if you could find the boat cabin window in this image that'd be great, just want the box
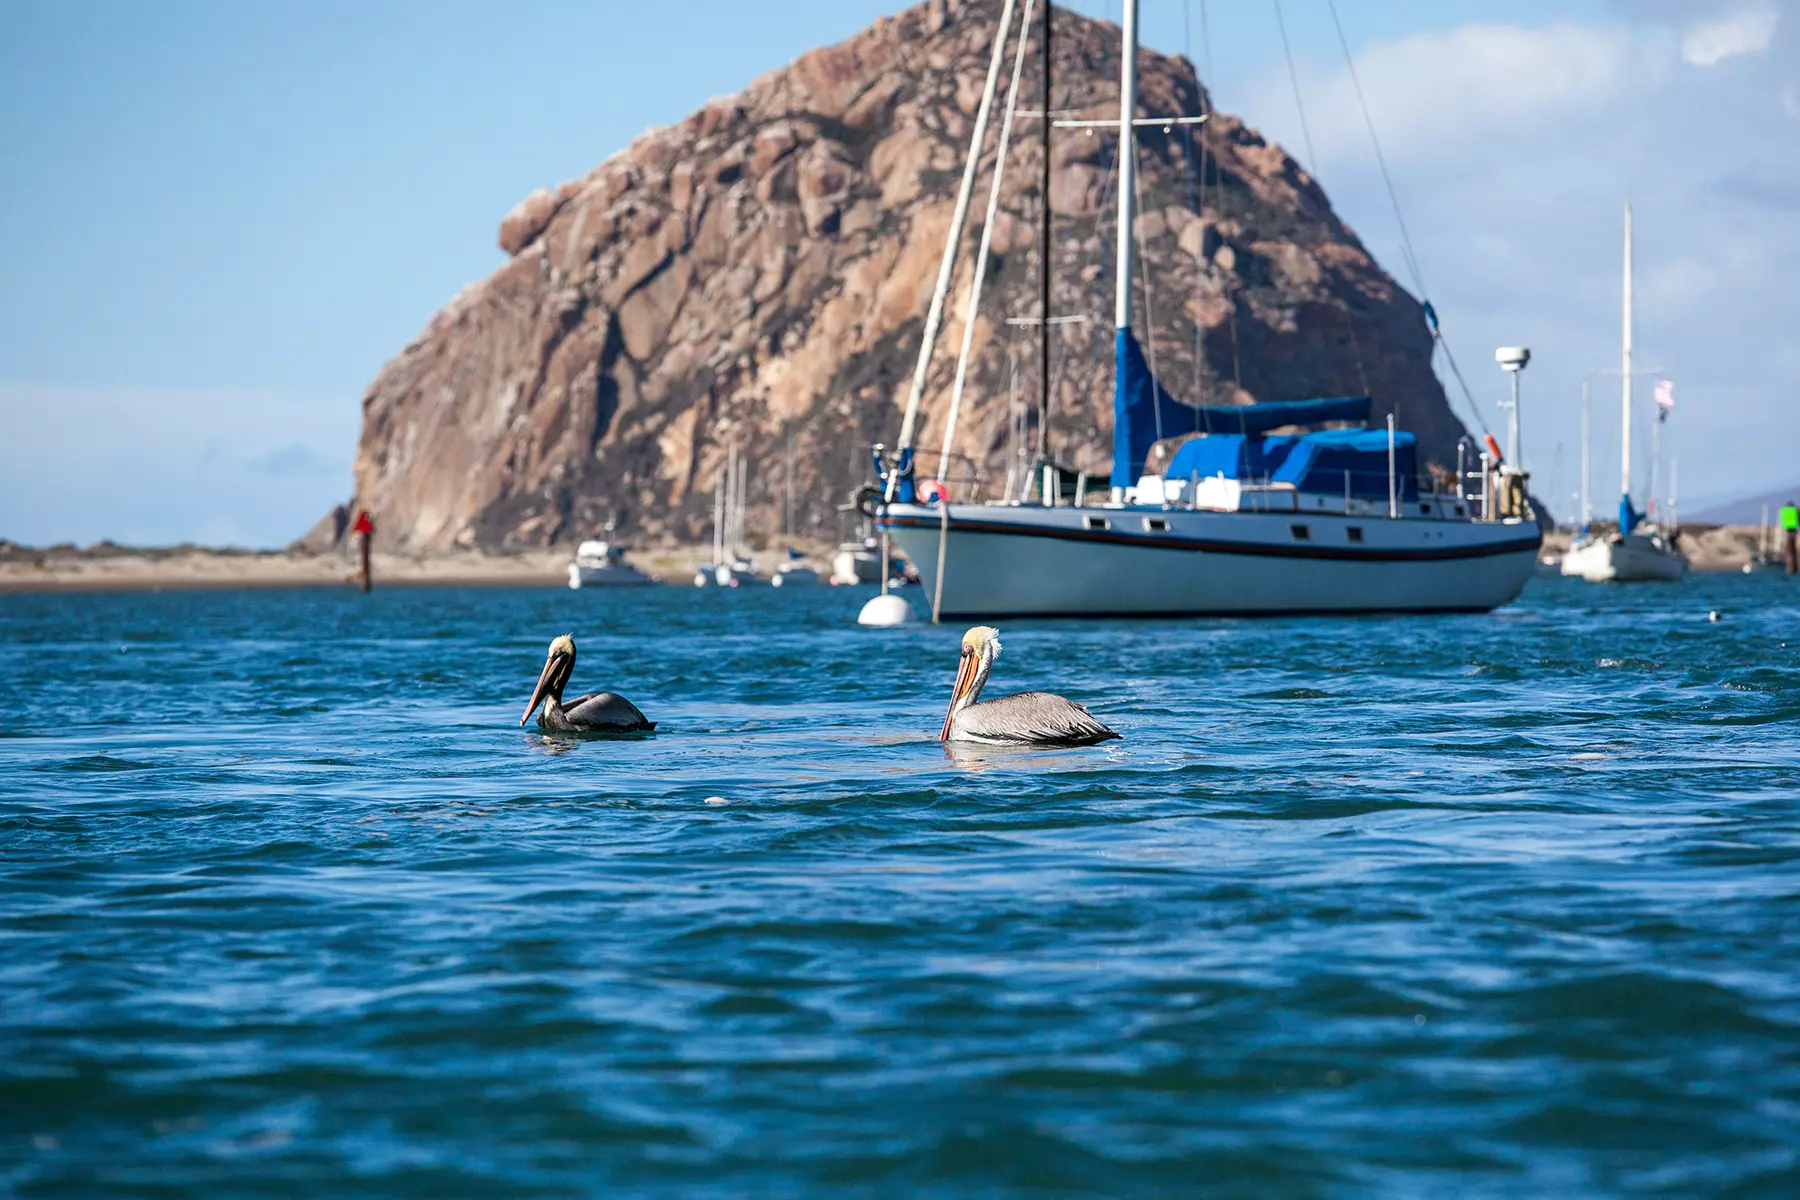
[1083,515,1110,532]
[1143,517,1170,533]
[1454,504,1465,516]
[1347,526,1364,543]
[1290,524,1311,541]
[1419,503,1431,516]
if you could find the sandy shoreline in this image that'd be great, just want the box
[0,526,1782,594]
[0,541,841,594]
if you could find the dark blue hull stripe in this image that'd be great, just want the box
[877,515,1542,564]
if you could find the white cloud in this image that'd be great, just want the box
[1234,10,1800,510]
[1247,22,1667,167]
[1681,5,1780,66]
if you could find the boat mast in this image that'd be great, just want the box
[1037,0,1053,476]
[1580,379,1591,529]
[886,0,1019,498]
[1110,0,1139,502]
[1620,201,1633,531]
[712,463,724,566]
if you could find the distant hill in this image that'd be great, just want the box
[1687,483,1800,526]
[320,0,1473,553]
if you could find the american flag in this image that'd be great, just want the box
[1654,378,1675,409]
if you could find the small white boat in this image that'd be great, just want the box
[567,540,656,589]
[1561,531,1687,582]
[771,562,822,587]
[830,540,882,585]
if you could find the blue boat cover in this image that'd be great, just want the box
[1112,328,1373,487]
[1166,428,1419,502]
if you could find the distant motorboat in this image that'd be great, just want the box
[771,562,822,587]
[567,540,656,589]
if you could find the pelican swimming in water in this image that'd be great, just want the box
[940,626,1119,746]
[520,634,655,734]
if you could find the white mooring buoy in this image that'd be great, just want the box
[857,593,916,626]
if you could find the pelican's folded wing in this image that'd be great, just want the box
[561,691,656,732]
[959,691,1120,746]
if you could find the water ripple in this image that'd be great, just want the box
[2,577,1799,1195]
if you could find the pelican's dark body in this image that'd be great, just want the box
[537,691,655,734]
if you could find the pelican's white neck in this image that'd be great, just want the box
[958,648,995,711]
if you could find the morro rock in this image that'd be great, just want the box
[329,0,1469,553]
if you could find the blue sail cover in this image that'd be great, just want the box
[1111,328,1373,487]
[1113,329,1199,489]
[1618,494,1639,533]
[1166,428,1419,502]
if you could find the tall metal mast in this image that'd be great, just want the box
[1620,201,1633,528]
[1115,0,1138,336]
[1036,1,1053,470]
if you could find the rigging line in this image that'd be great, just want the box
[1323,0,1423,298]
[939,0,1038,478]
[1270,0,1318,179]
[1272,0,1367,400]
[1323,0,1488,438]
[887,0,1019,498]
[1180,0,1204,416]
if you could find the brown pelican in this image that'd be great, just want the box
[940,626,1119,746]
[520,634,656,734]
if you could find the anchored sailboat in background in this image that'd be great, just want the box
[1562,204,1688,584]
[695,444,761,587]
[871,0,1540,619]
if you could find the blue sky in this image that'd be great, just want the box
[1,0,1792,545]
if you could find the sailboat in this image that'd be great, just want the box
[1744,505,1782,573]
[873,0,1540,619]
[1561,204,1688,583]
[694,444,761,587]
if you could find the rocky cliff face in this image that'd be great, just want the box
[329,0,1469,553]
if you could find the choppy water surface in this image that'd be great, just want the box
[4,577,1799,1196]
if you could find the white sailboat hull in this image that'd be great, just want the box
[1560,534,1688,582]
[881,504,1539,617]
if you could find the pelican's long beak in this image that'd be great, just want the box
[521,652,568,726]
[940,649,977,741]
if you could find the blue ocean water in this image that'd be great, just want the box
[3,577,1799,1197]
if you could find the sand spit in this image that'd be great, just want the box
[0,540,846,593]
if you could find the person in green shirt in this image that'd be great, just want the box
[1783,502,1798,575]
